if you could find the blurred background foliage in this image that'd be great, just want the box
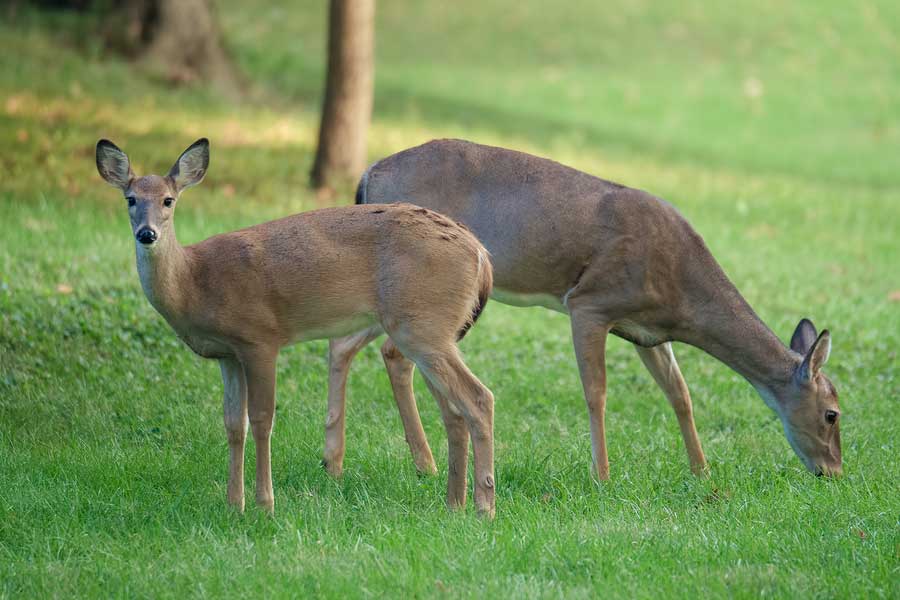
[4,0,899,191]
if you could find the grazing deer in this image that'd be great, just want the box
[330,138,841,481]
[96,138,497,516]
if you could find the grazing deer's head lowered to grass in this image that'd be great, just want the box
[775,319,841,475]
[96,138,497,516]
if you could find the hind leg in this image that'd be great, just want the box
[634,343,707,475]
[381,338,437,475]
[415,349,495,517]
[324,326,382,476]
[421,377,469,509]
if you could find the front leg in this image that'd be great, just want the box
[634,342,707,475]
[220,358,248,511]
[241,348,279,513]
[569,309,611,481]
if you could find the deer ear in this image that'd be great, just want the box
[790,318,818,354]
[168,138,209,192]
[798,330,831,382]
[96,139,134,190]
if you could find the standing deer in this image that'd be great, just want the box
[328,138,841,482]
[96,138,497,516]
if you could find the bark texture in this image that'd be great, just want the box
[142,0,235,85]
[102,0,236,87]
[311,0,376,192]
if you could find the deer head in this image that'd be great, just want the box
[770,319,842,476]
[96,138,209,247]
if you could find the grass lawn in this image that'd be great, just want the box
[1,2,898,598]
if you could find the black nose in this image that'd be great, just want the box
[136,228,158,245]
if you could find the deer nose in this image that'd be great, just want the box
[814,463,842,477]
[136,227,158,245]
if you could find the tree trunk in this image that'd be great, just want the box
[23,1,236,88]
[102,0,236,88]
[141,0,236,87]
[310,0,375,193]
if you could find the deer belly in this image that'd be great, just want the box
[290,313,380,343]
[610,319,667,347]
[178,332,232,359]
[491,287,568,314]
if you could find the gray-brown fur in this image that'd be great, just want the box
[96,138,497,516]
[337,138,841,481]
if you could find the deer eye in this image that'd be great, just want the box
[126,197,136,207]
[163,197,174,207]
[825,410,839,425]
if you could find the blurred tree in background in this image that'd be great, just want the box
[14,0,237,87]
[106,0,236,87]
[14,0,376,194]
[310,0,375,194]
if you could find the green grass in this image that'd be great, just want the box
[1,2,899,598]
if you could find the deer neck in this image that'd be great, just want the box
[135,227,192,321]
[678,270,797,406]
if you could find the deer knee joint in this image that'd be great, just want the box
[586,398,606,415]
[226,427,245,445]
[667,390,692,415]
[469,421,491,443]
[380,342,403,362]
[224,412,247,434]
[329,361,347,376]
[671,400,692,418]
[250,417,273,438]
[475,387,494,412]
[324,408,342,429]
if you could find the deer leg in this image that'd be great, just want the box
[242,348,278,513]
[421,377,469,510]
[381,338,437,475]
[570,311,611,481]
[634,343,708,475]
[419,351,495,518]
[324,326,383,477]
[220,357,248,512]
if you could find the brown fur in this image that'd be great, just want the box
[96,139,497,516]
[333,138,841,482]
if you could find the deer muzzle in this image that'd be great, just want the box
[136,227,158,245]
